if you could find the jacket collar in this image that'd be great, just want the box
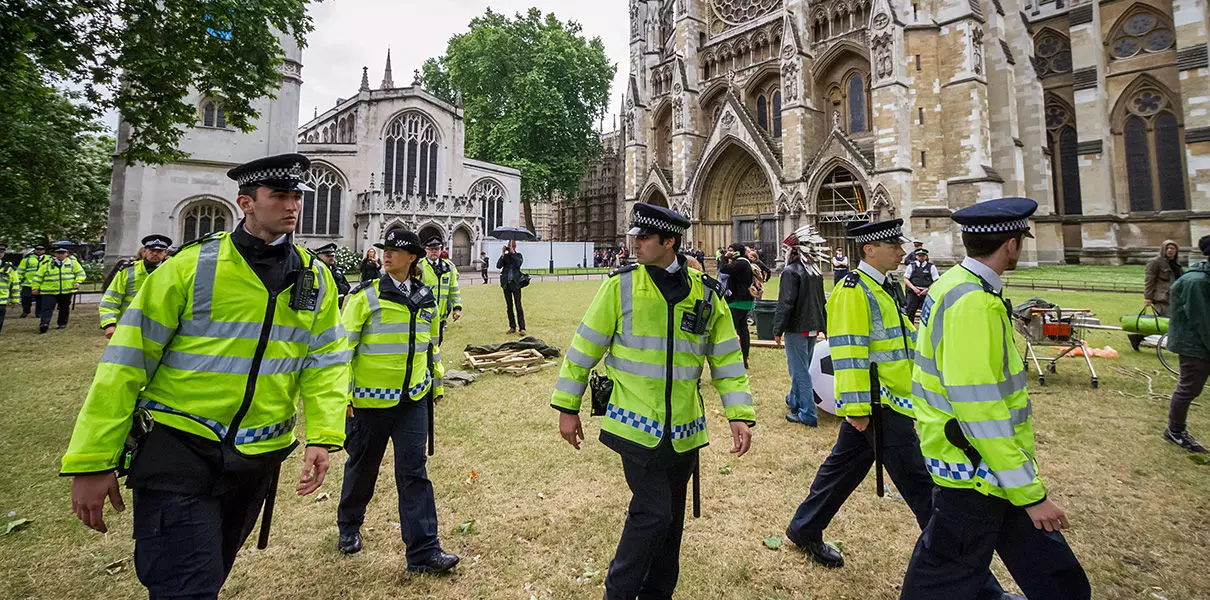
[856,261,886,285]
[961,256,1003,294]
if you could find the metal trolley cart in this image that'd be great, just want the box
[1013,306,1098,388]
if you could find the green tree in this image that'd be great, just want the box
[421,8,615,234]
[0,55,113,246]
[0,0,315,165]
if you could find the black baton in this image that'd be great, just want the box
[256,464,281,549]
[692,457,701,518]
[869,363,885,498]
[427,392,435,456]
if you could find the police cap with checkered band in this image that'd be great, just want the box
[848,218,913,245]
[627,202,690,237]
[226,153,314,193]
[952,197,1037,238]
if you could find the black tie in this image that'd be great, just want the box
[882,275,905,309]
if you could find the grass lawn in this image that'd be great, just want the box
[1,280,1207,599]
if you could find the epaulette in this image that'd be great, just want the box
[701,273,725,297]
[609,263,640,277]
[842,271,861,288]
[175,231,224,253]
[350,279,375,295]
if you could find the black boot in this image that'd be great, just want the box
[408,551,460,574]
[337,531,362,554]
[1164,428,1208,453]
[1128,334,1143,352]
[787,529,844,568]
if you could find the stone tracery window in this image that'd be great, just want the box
[1115,84,1186,211]
[472,179,506,236]
[1034,30,1072,76]
[1109,6,1175,60]
[1045,97,1082,215]
[298,165,344,236]
[383,111,440,196]
[709,0,780,34]
[180,200,231,242]
[847,75,867,133]
[199,99,227,128]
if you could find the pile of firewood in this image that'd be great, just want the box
[463,348,557,376]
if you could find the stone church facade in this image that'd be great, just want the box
[622,0,1210,264]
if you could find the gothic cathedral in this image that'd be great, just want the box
[622,0,1210,264]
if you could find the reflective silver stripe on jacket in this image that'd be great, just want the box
[606,354,702,380]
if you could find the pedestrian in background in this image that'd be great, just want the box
[1130,240,1182,351]
[99,235,172,339]
[360,247,382,282]
[478,250,490,283]
[832,248,850,285]
[17,244,49,317]
[0,245,18,334]
[497,240,526,335]
[903,248,940,323]
[32,244,85,333]
[773,226,828,427]
[1161,235,1210,453]
[719,243,755,369]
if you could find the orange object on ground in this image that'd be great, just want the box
[1068,344,1119,359]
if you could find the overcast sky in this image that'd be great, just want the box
[300,0,630,131]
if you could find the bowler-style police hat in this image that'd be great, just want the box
[424,236,444,249]
[227,153,314,193]
[312,243,338,256]
[627,203,690,236]
[952,197,1037,238]
[848,219,912,245]
[141,234,172,250]
[34,244,46,251]
[53,245,70,253]
[375,228,424,253]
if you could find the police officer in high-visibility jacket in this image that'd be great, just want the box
[0,244,18,334]
[31,244,86,333]
[60,153,351,599]
[420,236,462,344]
[552,202,755,600]
[16,244,49,317]
[99,234,172,339]
[900,198,1090,600]
[335,226,460,574]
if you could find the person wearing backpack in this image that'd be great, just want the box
[719,243,755,369]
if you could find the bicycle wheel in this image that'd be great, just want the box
[1157,334,1180,375]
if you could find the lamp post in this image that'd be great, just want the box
[549,234,555,274]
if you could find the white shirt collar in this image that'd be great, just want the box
[390,275,411,293]
[241,224,289,246]
[961,256,1002,293]
[666,259,681,274]
[856,261,887,285]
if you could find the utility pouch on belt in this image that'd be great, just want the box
[589,371,612,416]
[945,419,983,466]
[116,407,155,477]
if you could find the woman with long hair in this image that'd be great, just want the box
[336,227,459,574]
[359,247,382,282]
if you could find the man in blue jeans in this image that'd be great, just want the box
[773,226,829,426]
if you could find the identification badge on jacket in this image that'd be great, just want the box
[680,300,709,335]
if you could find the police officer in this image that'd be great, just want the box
[552,203,755,600]
[32,243,86,333]
[0,245,18,334]
[17,244,49,318]
[420,236,462,344]
[904,248,940,323]
[60,153,351,599]
[336,226,459,573]
[783,220,1014,598]
[99,234,172,339]
[312,243,351,305]
[901,198,1090,600]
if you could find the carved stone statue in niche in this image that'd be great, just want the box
[832,109,842,130]
[631,0,642,37]
[971,27,985,75]
[871,32,893,79]
[782,61,800,102]
[672,96,684,130]
[625,110,636,139]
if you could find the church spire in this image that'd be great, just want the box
[381,49,394,89]
[360,66,370,92]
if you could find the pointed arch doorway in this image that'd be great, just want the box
[814,165,871,260]
[699,145,776,259]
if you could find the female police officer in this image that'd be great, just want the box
[335,226,459,574]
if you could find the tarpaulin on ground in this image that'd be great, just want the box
[464,336,562,358]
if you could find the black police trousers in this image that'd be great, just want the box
[900,487,1091,600]
[786,408,1006,598]
[337,399,441,565]
[131,479,272,600]
[37,293,72,328]
[20,286,34,316]
[604,448,697,600]
[0,305,6,333]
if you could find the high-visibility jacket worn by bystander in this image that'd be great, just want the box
[0,263,18,304]
[98,260,153,329]
[912,261,1045,506]
[32,257,85,294]
[551,263,755,453]
[421,258,462,327]
[830,268,917,419]
[17,254,49,286]
[60,232,351,474]
[342,277,446,407]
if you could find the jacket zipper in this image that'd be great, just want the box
[226,290,279,445]
[402,308,418,398]
[664,302,674,443]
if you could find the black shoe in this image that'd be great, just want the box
[786,530,844,568]
[1129,335,1142,352]
[55,325,66,330]
[20,313,28,318]
[1164,428,1208,453]
[506,328,516,335]
[407,551,460,574]
[337,531,362,554]
[38,325,47,334]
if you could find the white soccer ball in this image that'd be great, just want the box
[809,338,838,416]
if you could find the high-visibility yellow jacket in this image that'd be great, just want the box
[551,263,755,453]
[99,260,153,329]
[17,254,49,285]
[342,277,445,408]
[32,257,85,294]
[420,258,461,324]
[0,263,18,304]
[830,268,917,419]
[60,232,350,475]
[912,261,1045,506]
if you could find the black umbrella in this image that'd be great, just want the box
[489,226,535,241]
